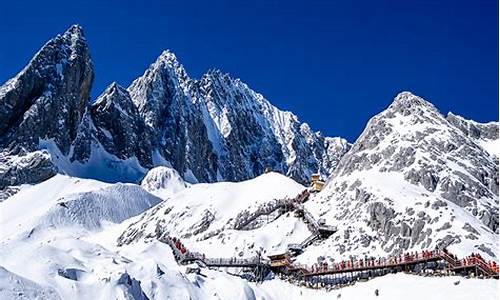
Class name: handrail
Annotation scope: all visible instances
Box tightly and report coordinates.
[439,251,460,267]
[301,234,319,247]
[160,190,498,283]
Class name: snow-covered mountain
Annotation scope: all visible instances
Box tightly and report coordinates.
[0,25,349,191]
[296,92,498,263]
[115,93,499,265]
[0,25,93,190]
[0,25,499,300]
[126,50,349,183]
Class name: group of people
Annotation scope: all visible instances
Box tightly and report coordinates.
[389,250,447,264]
[306,250,499,275]
[489,261,499,273]
[459,253,498,273]
[307,250,438,273]
[168,236,187,255]
[166,235,499,275]
[309,257,381,273]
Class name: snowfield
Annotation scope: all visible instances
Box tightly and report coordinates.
[0,171,498,299]
[0,174,162,238]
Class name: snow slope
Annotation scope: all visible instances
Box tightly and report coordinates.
[295,92,499,265]
[0,175,273,299]
[118,172,311,258]
[0,174,162,239]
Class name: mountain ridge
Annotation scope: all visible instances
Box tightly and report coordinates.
[0,25,349,189]
[302,91,498,263]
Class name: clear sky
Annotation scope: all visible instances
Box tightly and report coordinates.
[0,0,498,142]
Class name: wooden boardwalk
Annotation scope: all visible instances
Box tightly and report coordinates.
[293,251,446,277]
[159,189,499,286]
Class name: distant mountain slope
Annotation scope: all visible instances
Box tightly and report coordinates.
[298,92,498,263]
[0,25,349,189]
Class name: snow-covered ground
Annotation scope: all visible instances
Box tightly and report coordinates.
[255,273,499,300]
[118,171,310,259]
[0,172,498,299]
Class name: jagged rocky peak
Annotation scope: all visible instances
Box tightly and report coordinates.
[315,91,498,260]
[88,82,154,167]
[127,50,191,129]
[0,24,94,154]
[1,26,349,186]
[383,91,446,129]
[93,82,136,115]
[124,49,349,183]
[0,24,94,191]
[146,49,191,89]
[389,91,437,112]
[196,67,351,183]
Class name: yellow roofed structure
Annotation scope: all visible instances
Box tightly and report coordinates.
[311,173,325,192]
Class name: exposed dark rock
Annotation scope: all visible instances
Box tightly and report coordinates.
[0,149,57,189]
[0,25,93,153]
[447,112,498,141]
[0,25,350,186]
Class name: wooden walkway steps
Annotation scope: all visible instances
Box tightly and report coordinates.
[158,189,499,288]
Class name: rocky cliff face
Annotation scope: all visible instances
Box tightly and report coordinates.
[87,82,154,167]
[303,92,499,262]
[126,51,350,183]
[0,25,93,153]
[0,25,93,189]
[447,112,498,141]
[0,25,348,189]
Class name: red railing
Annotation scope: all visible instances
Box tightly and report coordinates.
[292,250,498,277]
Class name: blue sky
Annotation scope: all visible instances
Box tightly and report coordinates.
[0,0,498,141]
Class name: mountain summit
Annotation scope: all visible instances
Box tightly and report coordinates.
[0,24,93,152]
[306,91,498,261]
[0,25,349,190]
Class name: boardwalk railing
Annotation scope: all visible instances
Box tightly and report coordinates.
[300,234,320,248]
[162,233,498,281]
[158,188,498,285]
[289,250,498,278]
[297,251,444,277]
[204,257,265,267]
